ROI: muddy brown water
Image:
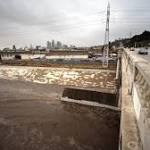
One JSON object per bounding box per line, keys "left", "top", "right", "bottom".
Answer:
{"left": 0, "top": 79, "right": 120, "bottom": 150}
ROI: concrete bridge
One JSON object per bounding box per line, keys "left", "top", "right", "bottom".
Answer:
{"left": 121, "top": 48, "right": 150, "bottom": 150}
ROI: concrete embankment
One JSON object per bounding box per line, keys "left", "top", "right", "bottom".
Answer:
{"left": 0, "top": 66, "right": 116, "bottom": 91}
{"left": 0, "top": 64, "right": 121, "bottom": 150}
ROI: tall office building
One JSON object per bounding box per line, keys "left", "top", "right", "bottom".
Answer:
{"left": 47, "top": 41, "right": 51, "bottom": 49}
{"left": 52, "top": 40, "right": 55, "bottom": 49}
{"left": 56, "top": 41, "right": 62, "bottom": 49}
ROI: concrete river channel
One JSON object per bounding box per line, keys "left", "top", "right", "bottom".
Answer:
{"left": 0, "top": 65, "right": 121, "bottom": 150}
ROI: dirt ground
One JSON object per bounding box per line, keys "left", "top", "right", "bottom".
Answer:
{"left": 0, "top": 79, "right": 120, "bottom": 150}
{"left": 0, "top": 60, "right": 117, "bottom": 70}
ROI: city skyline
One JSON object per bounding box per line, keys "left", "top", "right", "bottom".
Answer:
{"left": 1, "top": 39, "right": 76, "bottom": 50}
{"left": 0, "top": 0, "right": 150, "bottom": 49}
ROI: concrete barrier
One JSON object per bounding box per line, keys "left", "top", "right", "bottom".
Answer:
{"left": 121, "top": 48, "right": 150, "bottom": 150}
{"left": 62, "top": 88, "right": 118, "bottom": 107}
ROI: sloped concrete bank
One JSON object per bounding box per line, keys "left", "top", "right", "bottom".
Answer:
{"left": 0, "top": 66, "right": 116, "bottom": 90}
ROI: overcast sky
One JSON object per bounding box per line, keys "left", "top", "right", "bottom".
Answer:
{"left": 0, "top": 0, "right": 150, "bottom": 49}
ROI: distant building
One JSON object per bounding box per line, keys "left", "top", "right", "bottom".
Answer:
{"left": 46, "top": 50, "right": 89, "bottom": 60}
{"left": 70, "top": 45, "right": 76, "bottom": 49}
{"left": 30, "top": 44, "right": 33, "bottom": 50}
{"left": 24, "top": 46, "right": 30, "bottom": 51}
{"left": 56, "top": 41, "right": 62, "bottom": 49}
{"left": 63, "top": 44, "right": 68, "bottom": 49}
{"left": 52, "top": 40, "right": 55, "bottom": 49}
{"left": 12, "top": 45, "right": 16, "bottom": 51}
{"left": 47, "top": 41, "right": 52, "bottom": 49}
{"left": 3, "top": 48, "right": 11, "bottom": 51}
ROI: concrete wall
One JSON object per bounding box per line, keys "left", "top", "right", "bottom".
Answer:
{"left": 1, "top": 53, "right": 88, "bottom": 60}
{"left": 62, "top": 88, "right": 117, "bottom": 107}
{"left": 46, "top": 55, "right": 88, "bottom": 60}
{"left": 21, "top": 54, "right": 45, "bottom": 59}
{"left": 122, "top": 48, "right": 150, "bottom": 150}
{"left": 21, "top": 54, "right": 88, "bottom": 60}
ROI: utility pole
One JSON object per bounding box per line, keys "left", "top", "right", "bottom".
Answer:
{"left": 103, "top": 2, "right": 110, "bottom": 67}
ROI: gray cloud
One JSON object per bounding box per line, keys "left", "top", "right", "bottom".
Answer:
{"left": 0, "top": 0, "right": 150, "bottom": 48}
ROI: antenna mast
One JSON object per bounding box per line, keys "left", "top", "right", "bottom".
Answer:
{"left": 103, "top": 2, "right": 110, "bottom": 67}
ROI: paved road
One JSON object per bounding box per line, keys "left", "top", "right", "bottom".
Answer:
{"left": 131, "top": 48, "right": 150, "bottom": 62}
{"left": 0, "top": 79, "right": 120, "bottom": 150}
